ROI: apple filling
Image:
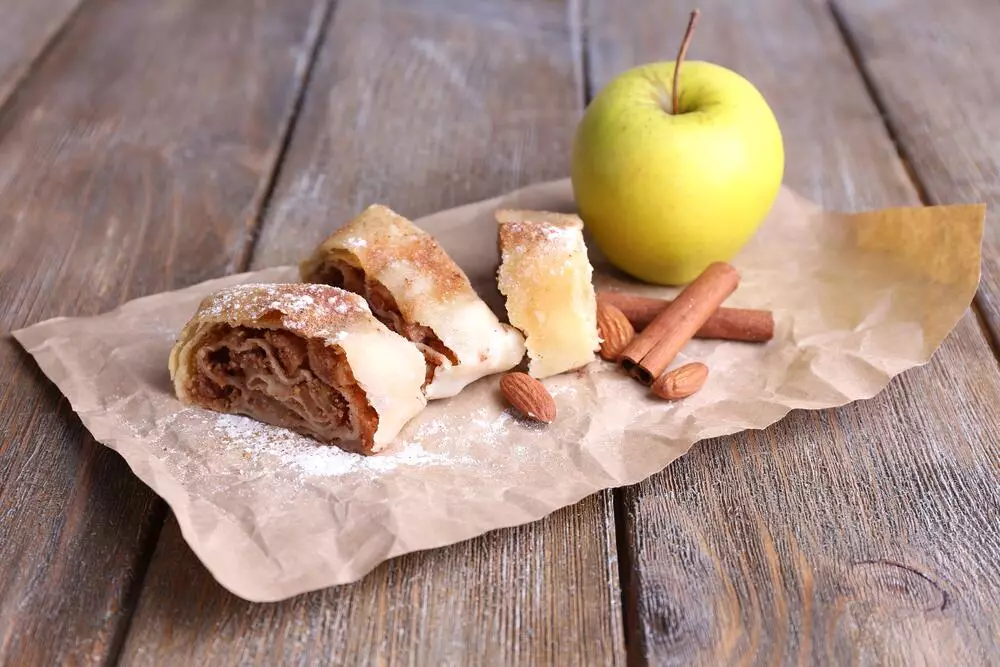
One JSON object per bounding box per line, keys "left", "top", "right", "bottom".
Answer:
{"left": 189, "top": 325, "right": 378, "bottom": 452}
{"left": 308, "top": 260, "right": 458, "bottom": 387}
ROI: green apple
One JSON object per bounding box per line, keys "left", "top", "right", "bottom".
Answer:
{"left": 571, "top": 60, "right": 784, "bottom": 285}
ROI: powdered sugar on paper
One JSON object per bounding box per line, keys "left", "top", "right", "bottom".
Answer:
{"left": 211, "top": 413, "right": 478, "bottom": 479}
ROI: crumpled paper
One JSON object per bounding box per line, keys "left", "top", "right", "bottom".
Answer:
{"left": 13, "top": 179, "right": 985, "bottom": 602}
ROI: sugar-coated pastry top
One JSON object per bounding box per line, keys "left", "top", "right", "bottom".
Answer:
{"left": 186, "top": 282, "right": 373, "bottom": 340}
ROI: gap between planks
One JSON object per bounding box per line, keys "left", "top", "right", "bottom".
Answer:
{"left": 573, "top": 0, "right": 641, "bottom": 658}
{"left": 104, "top": 503, "right": 169, "bottom": 666}
{"left": 93, "top": 0, "right": 339, "bottom": 662}
{"left": 229, "top": 0, "right": 338, "bottom": 275}
{"left": 828, "top": 0, "right": 1000, "bottom": 364}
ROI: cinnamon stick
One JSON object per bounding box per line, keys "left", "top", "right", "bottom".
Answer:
{"left": 620, "top": 262, "right": 740, "bottom": 385}
{"left": 598, "top": 291, "right": 773, "bottom": 342}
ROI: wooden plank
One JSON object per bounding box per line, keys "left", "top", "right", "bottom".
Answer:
{"left": 588, "top": 0, "right": 1000, "bottom": 664}
{"left": 123, "top": 498, "right": 620, "bottom": 666}
{"left": 0, "top": 0, "right": 331, "bottom": 664}
{"left": 0, "top": 0, "right": 83, "bottom": 108}
{"left": 831, "top": 0, "right": 1000, "bottom": 349}
{"left": 120, "top": 1, "right": 626, "bottom": 665}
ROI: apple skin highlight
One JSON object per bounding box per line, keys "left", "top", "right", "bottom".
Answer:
{"left": 570, "top": 60, "right": 784, "bottom": 286}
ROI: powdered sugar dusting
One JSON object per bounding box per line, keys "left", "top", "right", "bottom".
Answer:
{"left": 502, "top": 220, "right": 580, "bottom": 248}
{"left": 188, "top": 283, "right": 376, "bottom": 341}
{"left": 499, "top": 217, "right": 585, "bottom": 276}
{"left": 291, "top": 441, "right": 466, "bottom": 476}
{"left": 471, "top": 407, "right": 515, "bottom": 443}
{"left": 212, "top": 413, "right": 477, "bottom": 478}
{"left": 538, "top": 223, "right": 578, "bottom": 242}
{"left": 270, "top": 294, "right": 314, "bottom": 312}
{"left": 547, "top": 378, "right": 581, "bottom": 397}
{"left": 200, "top": 283, "right": 366, "bottom": 319}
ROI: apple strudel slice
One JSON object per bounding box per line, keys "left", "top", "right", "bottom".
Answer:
{"left": 496, "top": 209, "right": 600, "bottom": 379}
{"left": 300, "top": 204, "right": 526, "bottom": 399}
{"left": 169, "top": 283, "right": 427, "bottom": 454}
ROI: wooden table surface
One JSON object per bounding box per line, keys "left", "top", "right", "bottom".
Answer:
{"left": 1, "top": 0, "right": 998, "bottom": 664}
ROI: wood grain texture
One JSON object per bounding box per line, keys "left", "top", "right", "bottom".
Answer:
{"left": 832, "top": 0, "right": 1000, "bottom": 354}
{"left": 120, "top": 1, "right": 625, "bottom": 666}
{"left": 588, "top": 0, "right": 1000, "bottom": 664}
{"left": 123, "top": 498, "right": 621, "bottom": 666}
{"left": 0, "top": 0, "right": 331, "bottom": 663}
{"left": 0, "top": 0, "right": 84, "bottom": 108}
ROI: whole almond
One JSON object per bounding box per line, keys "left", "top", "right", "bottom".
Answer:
{"left": 500, "top": 372, "right": 556, "bottom": 424}
{"left": 597, "top": 302, "right": 635, "bottom": 361}
{"left": 651, "top": 362, "right": 709, "bottom": 400}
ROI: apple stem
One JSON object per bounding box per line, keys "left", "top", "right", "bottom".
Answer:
{"left": 672, "top": 9, "right": 700, "bottom": 115}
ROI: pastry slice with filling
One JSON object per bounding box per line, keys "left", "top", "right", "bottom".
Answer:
{"left": 169, "top": 283, "right": 427, "bottom": 454}
{"left": 496, "top": 209, "right": 600, "bottom": 379}
{"left": 300, "top": 204, "right": 526, "bottom": 399}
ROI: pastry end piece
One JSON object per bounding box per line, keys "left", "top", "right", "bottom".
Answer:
{"left": 496, "top": 209, "right": 600, "bottom": 379}
{"left": 169, "top": 282, "right": 427, "bottom": 454}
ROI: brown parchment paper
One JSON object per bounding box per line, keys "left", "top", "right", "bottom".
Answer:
{"left": 12, "top": 179, "right": 985, "bottom": 602}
